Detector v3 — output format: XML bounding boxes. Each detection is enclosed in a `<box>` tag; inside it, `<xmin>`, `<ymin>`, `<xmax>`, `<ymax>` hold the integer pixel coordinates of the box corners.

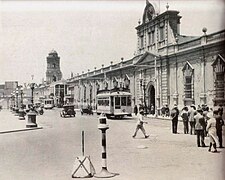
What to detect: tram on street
<box><xmin>43</xmin><ymin>98</ymin><xmax>54</xmax><ymax>109</ymax></box>
<box><xmin>96</xmin><ymin>89</ymin><xmax>132</xmax><ymax>118</ymax></box>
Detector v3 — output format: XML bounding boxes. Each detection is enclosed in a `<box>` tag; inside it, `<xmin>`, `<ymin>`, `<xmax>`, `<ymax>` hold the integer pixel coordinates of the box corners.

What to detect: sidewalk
<box><xmin>0</xmin><ymin>109</ymin><xmax>42</xmax><ymax>134</ymax></box>
<box><xmin>146</xmin><ymin>114</ymin><xmax>183</xmax><ymax>121</ymax></box>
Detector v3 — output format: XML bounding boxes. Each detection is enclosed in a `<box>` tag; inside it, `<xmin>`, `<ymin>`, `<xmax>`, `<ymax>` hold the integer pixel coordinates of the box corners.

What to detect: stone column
<box><xmin>173</xmin><ymin>58</ymin><xmax>179</xmax><ymax>106</ymax></box>
<box><xmin>200</xmin><ymin>53</ymin><xmax>207</xmax><ymax>105</ymax></box>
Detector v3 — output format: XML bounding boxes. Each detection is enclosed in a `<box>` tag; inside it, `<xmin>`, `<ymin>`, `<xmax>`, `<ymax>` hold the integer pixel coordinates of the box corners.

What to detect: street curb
<box><xmin>0</xmin><ymin>127</ymin><xmax>43</xmax><ymax>134</ymax></box>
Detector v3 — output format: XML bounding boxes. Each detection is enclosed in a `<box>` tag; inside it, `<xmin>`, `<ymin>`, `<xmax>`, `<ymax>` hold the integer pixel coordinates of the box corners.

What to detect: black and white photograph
<box><xmin>0</xmin><ymin>0</ymin><xmax>225</xmax><ymax>179</ymax></box>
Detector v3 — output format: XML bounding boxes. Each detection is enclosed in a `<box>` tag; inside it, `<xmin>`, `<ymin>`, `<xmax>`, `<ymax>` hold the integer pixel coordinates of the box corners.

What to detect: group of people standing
<box><xmin>179</xmin><ymin>104</ymin><xmax>224</xmax><ymax>152</ymax></box>
<box><xmin>132</xmin><ymin>103</ymin><xmax>224</xmax><ymax>153</ymax></box>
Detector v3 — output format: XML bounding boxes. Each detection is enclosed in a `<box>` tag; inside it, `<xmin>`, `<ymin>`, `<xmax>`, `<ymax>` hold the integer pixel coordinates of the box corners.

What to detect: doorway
<box><xmin>148</xmin><ymin>85</ymin><xmax>155</xmax><ymax>111</ymax></box>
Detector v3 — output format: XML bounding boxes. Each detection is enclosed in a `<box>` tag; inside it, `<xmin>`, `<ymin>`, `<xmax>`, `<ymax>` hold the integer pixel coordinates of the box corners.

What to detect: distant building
<box><xmin>0</xmin><ymin>84</ymin><xmax>5</xmax><ymax>97</ymax></box>
<box><xmin>4</xmin><ymin>81</ymin><xmax>18</xmax><ymax>97</ymax></box>
<box><xmin>67</xmin><ymin>0</ymin><xmax>225</xmax><ymax>115</ymax></box>
<box><xmin>46</xmin><ymin>50</ymin><xmax>62</xmax><ymax>84</ymax></box>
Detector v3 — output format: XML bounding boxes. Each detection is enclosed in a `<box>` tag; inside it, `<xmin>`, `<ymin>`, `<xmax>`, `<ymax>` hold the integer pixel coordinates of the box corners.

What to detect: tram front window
<box><xmin>127</xmin><ymin>96</ymin><xmax>131</xmax><ymax>106</ymax></box>
<box><xmin>115</xmin><ymin>97</ymin><xmax>120</xmax><ymax>109</ymax></box>
<box><xmin>121</xmin><ymin>97</ymin><xmax>126</xmax><ymax>106</ymax></box>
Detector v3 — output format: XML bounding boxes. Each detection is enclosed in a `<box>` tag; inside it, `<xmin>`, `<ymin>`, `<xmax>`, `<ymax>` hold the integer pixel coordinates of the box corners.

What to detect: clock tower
<box><xmin>46</xmin><ymin>50</ymin><xmax>62</xmax><ymax>84</ymax></box>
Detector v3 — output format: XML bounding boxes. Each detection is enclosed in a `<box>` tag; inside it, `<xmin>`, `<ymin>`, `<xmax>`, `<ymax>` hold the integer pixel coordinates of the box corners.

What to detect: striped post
<box><xmin>101</xmin><ymin>129</ymin><xmax>107</xmax><ymax>170</ymax></box>
<box><xmin>94</xmin><ymin>114</ymin><xmax>117</xmax><ymax>178</ymax></box>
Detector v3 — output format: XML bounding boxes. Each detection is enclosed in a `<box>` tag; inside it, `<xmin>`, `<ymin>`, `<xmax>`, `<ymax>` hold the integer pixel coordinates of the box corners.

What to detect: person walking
<box><xmin>214</xmin><ymin>110</ymin><xmax>224</xmax><ymax>148</ymax></box>
<box><xmin>171</xmin><ymin>104</ymin><xmax>179</xmax><ymax>134</ymax></box>
<box><xmin>181</xmin><ymin>106</ymin><xmax>189</xmax><ymax>134</ymax></box>
<box><xmin>188</xmin><ymin>104</ymin><xmax>196</xmax><ymax>135</ymax></box>
<box><xmin>206</xmin><ymin>111</ymin><xmax>218</xmax><ymax>153</ymax></box>
<box><xmin>194</xmin><ymin>108</ymin><xmax>206</xmax><ymax>147</ymax></box>
<box><xmin>132</xmin><ymin>109</ymin><xmax>149</xmax><ymax>138</ymax></box>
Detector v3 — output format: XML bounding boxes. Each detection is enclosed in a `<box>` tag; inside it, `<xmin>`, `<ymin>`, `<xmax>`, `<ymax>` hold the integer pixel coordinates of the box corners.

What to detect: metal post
<box><xmin>82</xmin><ymin>131</ymin><xmax>84</xmax><ymax>156</ymax></box>
<box><xmin>143</xmin><ymin>83</ymin><xmax>147</xmax><ymax>115</ymax></box>
<box><xmin>18</xmin><ymin>87</ymin><xmax>25</xmax><ymax>120</ymax></box>
<box><xmin>15</xmin><ymin>88</ymin><xmax>19</xmax><ymax>116</ymax></box>
<box><xmin>31</xmin><ymin>85</ymin><xmax>34</xmax><ymax>105</ymax></box>
<box><xmin>26</xmin><ymin>82</ymin><xmax>37</xmax><ymax>128</ymax></box>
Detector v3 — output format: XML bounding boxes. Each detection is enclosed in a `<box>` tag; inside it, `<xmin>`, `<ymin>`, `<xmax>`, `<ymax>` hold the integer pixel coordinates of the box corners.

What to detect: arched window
<box><xmin>159</xmin><ymin>22</ymin><xmax>165</xmax><ymax>41</ymax></box>
<box><xmin>182</xmin><ymin>61</ymin><xmax>194</xmax><ymax>105</ymax></box>
<box><xmin>212</xmin><ymin>54</ymin><xmax>225</xmax><ymax>105</ymax></box>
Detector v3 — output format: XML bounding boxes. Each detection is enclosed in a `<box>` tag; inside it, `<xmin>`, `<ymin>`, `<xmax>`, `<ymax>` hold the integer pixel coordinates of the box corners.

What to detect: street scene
<box><xmin>0</xmin><ymin>107</ymin><xmax>224</xmax><ymax>180</ymax></box>
<box><xmin>0</xmin><ymin>0</ymin><xmax>225</xmax><ymax>179</ymax></box>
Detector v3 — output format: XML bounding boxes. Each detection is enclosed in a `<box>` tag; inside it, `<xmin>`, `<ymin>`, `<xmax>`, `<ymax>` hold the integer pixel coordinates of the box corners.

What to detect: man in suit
<box><xmin>194</xmin><ymin>108</ymin><xmax>206</xmax><ymax>147</ymax></box>
<box><xmin>188</xmin><ymin>104</ymin><xmax>197</xmax><ymax>135</ymax></box>
<box><xmin>171</xmin><ymin>104</ymin><xmax>179</xmax><ymax>134</ymax></box>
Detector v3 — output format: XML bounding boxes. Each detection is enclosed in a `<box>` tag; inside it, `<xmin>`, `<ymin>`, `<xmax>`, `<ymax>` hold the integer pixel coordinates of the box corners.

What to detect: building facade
<box><xmin>67</xmin><ymin>1</ymin><xmax>225</xmax><ymax>114</ymax></box>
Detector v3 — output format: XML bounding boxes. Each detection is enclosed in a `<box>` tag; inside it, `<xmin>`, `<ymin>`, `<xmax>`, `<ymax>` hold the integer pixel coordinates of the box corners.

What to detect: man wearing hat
<box><xmin>132</xmin><ymin>109</ymin><xmax>149</xmax><ymax>138</ymax></box>
<box><xmin>194</xmin><ymin>107</ymin><xmax>206</xmax><ymax>147</ymax></box>
<box><xmin>171</xmin><ymin>104</ymin><xmax>179</xmax><ymax>134</ymax></box>
<box><xmin>188</xmin><ymin>104</ymin><xmax>197</xmax><ymax>135</ymax></box>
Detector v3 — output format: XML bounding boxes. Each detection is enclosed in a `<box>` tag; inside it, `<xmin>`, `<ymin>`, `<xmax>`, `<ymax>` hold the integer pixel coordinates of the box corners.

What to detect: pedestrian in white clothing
<box><xmin>132</xmin><ymin>109</ymin><xmax>149</xmax><ymax>138</ymax></box>
<box><xmin>206</xmin><ymin>111</ymin><xmax>218</xmax><ymax>153</ymax></box>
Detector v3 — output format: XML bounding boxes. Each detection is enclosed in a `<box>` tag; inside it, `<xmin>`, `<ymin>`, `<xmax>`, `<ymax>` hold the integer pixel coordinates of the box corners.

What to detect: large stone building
<box><xmin>67</xmin><ymin>1</ymin><xmax>225</xmax><ymax>113</ymax></box>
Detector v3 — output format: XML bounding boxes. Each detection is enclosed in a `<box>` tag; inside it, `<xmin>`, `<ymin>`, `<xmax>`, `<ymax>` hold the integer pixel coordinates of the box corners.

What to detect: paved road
<box><xmin>0</xmin><ymin>109</ymin><xmax>224</xmax><ymax>180</ymax></box>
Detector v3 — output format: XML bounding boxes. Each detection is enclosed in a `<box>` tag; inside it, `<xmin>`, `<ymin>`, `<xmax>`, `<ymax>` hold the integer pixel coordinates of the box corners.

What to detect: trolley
<box><xmin>96</xmin><ymin>89</ymin><xmax>132</xmax><ymax>118</ymax></box>
<box><xmin>44</xmin><ymin>98</ymin><xmax>54</xmax><ymax>109</ymax></box>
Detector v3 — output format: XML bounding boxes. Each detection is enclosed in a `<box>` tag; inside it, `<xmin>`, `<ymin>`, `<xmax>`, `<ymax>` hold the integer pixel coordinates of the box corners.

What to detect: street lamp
<box><xmin>18</xmin><ymin>86</ymin><xmax>25</xmax><ymax>120</ymax></box>
<box><xmin>14</xmin><ymin>87</ymin><xmax>19</xmax><ymax>116</ymax></box>
<box><xmin>26</xmin><ymin>80</ymin><xmax>38</xmax><ymax>128</ymax></box>
<box><xmin>10</xmin><ymin>93</ymin><xmax>15</xmax><ymax>111</ymax></box>
<box><xmin>30</xmin><ymin>83</ymin><xmax>35</xmax><ymax>105</ymax></box>
<box><xmin>139</xmin><ymin>77</ymin><xmax>147</xmax><ymax>115</ymax></box>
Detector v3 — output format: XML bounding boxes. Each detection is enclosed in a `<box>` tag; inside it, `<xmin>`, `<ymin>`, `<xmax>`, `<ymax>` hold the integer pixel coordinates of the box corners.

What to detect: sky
<box><xmin>0</xmin><ymin>0</ymin><xmax>224</xmax><ymax>85</ymax></box>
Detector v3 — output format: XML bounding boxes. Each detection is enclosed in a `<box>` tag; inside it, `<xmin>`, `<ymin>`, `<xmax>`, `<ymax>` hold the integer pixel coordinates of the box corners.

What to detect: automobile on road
<box><xmin>60</xmin><ymin>104</ymin><xmax>76</xmax><ymax>118</ymax></box>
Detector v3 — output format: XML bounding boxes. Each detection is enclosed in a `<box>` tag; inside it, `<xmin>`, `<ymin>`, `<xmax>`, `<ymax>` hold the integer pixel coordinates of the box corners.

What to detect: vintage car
<box><xmin>60</xmin><ymin>105</ymin><xmax>76</xmax><ymax>118</ymax></box>
<box><xmin>81</xmin><ymin>107</ymin><xmax>93</xmax><ymax>115</ymax></box>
